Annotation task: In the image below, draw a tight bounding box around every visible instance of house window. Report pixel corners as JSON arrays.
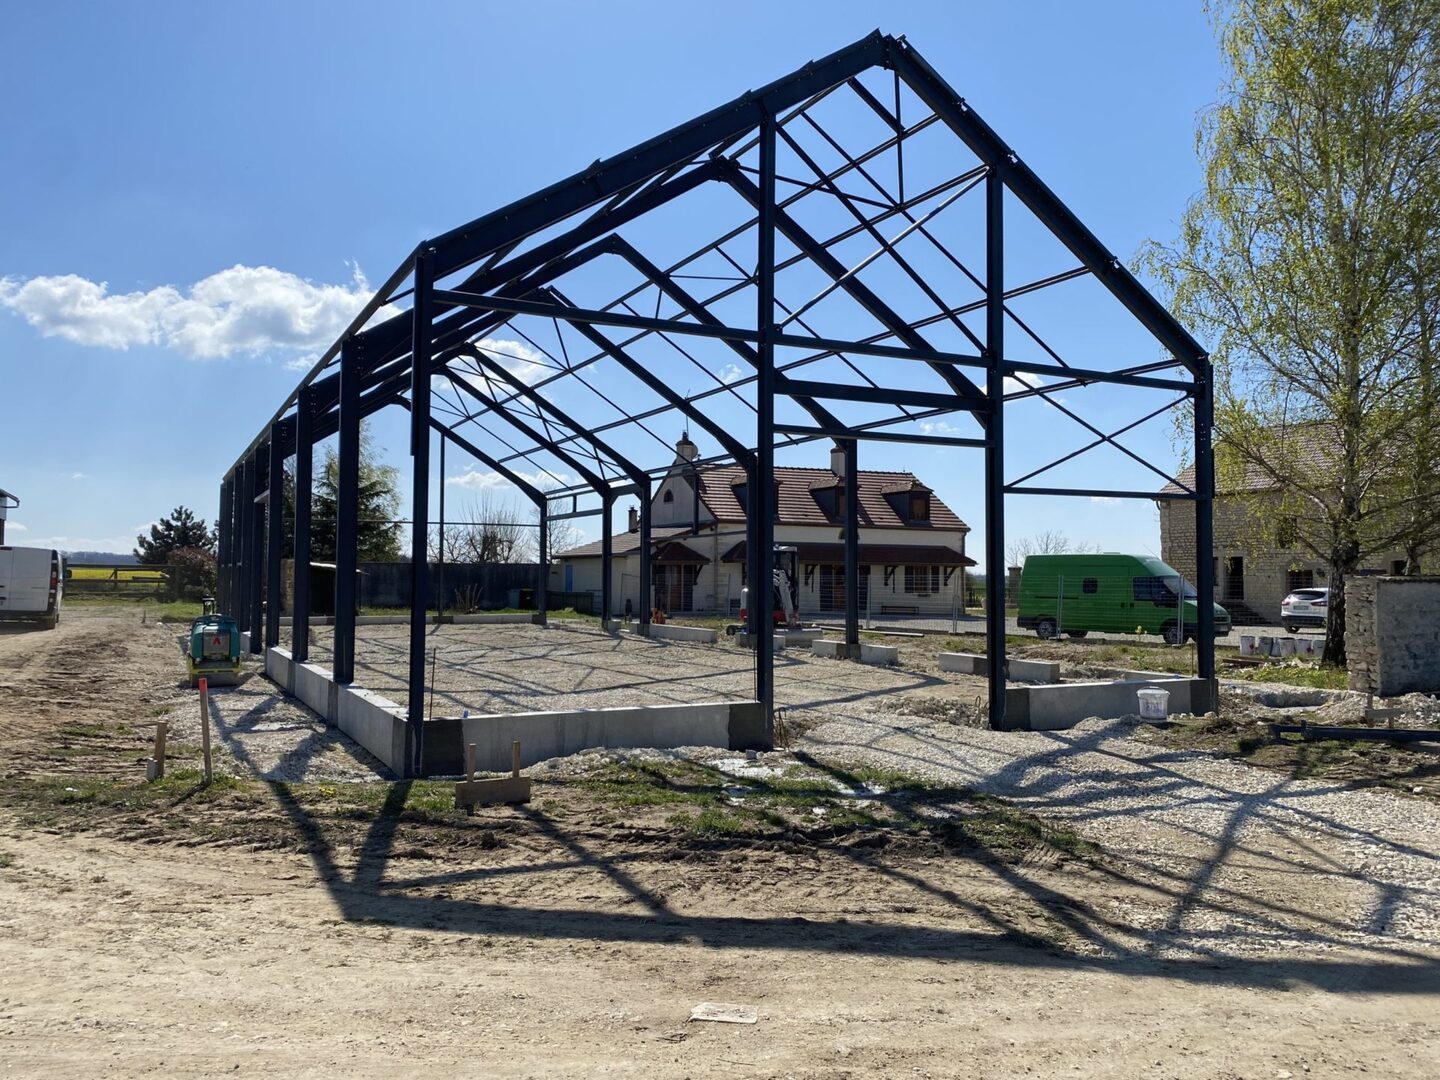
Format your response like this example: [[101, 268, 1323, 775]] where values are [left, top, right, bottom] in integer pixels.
[[1277, 516, 1298, 547], [909, 492, 930, 521], [1082, 577, 1098, 594], [662, 489, 674, 504], [1392, 560, 1408, 575], [1286, 569, 1315, 592], [903, 565, 941, 594], [835, 489, 846, 519]]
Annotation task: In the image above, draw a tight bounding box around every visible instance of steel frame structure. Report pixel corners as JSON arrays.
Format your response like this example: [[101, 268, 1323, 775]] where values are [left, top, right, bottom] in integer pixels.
[[217, 32, 1213, 776]]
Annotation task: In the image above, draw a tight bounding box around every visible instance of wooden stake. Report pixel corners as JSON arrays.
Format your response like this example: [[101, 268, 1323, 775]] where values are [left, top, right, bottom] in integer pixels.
[[198, 676, 213, 783], [511, 739, 521, 778], [466, 742, 477, 783], [147, 720, 168, 781]]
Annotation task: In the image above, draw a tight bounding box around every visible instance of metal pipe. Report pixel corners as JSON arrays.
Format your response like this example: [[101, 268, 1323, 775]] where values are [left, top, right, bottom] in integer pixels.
[[844, 439, 859, 650]]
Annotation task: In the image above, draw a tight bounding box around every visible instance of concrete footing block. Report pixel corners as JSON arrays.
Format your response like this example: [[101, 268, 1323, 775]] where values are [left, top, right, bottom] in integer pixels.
[[645, 623, 719, 644], [860, 643, 898, 665], [811, 639, 862, 659], [938, 652, 1059, 683]]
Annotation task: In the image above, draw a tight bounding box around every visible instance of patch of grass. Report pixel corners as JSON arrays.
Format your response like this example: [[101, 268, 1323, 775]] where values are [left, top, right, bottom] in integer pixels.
[[1226, 663, 1349, 690], [941, 792, 1099, 860], [64, 596, 205, 623]]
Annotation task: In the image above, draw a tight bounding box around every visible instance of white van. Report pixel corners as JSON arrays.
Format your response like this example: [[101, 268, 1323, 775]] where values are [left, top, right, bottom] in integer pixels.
[[0, 546, 64, 628]]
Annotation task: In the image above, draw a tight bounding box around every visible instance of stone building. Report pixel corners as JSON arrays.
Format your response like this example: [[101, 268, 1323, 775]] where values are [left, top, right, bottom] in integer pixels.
[[554, 435, 973, 618], [1159, 463, 1411, 626]]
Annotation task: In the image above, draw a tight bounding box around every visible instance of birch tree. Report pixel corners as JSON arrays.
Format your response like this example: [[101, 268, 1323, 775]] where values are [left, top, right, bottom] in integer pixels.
[[1143, 0, 1440, 664]]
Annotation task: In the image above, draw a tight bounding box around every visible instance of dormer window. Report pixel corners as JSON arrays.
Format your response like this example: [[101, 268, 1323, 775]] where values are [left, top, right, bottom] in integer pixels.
[[909, 492, 929, 521]]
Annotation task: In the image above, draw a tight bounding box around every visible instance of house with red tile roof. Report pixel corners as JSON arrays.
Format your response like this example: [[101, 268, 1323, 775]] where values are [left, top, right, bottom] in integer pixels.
[[554, 435, 973, 617]]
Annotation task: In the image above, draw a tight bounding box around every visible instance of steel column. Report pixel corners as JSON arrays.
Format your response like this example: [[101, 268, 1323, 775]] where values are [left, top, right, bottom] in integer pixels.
[[247, 450, 264, 655], [600, 496, 613, 627], [217, 477, 231, 612], [265, 423, 284, 650], [638, 481, 652, 632], [437, 434, 446, 617], [537, 501, 549, 626], [1194, 360, 1216, 684], [236, 459, 252, 633], [407, 251, 434, 773], [333, 337, 362, 684], [292, 387, 314, 662], [984, 172, 1007, 730], [844, 439, 859, 650], [754, 111, 777, 738]]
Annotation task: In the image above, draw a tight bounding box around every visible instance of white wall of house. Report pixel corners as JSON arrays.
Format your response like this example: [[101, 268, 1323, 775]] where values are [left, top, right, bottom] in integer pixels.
[[555, 521, 968, 617]]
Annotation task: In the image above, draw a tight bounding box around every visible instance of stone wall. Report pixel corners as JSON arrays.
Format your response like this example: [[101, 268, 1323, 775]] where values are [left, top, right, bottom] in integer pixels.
[[1346, 576, 1440, 696], [1160, 495, 1407, 622]]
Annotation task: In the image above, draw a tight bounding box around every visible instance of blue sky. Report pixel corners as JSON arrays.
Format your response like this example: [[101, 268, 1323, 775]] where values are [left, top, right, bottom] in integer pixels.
[[0, 1, 1219, 567]]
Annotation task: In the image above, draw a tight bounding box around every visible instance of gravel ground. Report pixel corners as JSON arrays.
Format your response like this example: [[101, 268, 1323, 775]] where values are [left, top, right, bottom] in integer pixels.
[[816, 611, 1307, 648], [802, 708, 1440, 961], [162, 670, 391, 783], [285, 621, 977, 722], [257, 621, 1440, 965]]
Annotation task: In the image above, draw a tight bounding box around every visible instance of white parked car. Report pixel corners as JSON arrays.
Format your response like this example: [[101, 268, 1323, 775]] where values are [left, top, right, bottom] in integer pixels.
[[1281, 587, 1327, 632]]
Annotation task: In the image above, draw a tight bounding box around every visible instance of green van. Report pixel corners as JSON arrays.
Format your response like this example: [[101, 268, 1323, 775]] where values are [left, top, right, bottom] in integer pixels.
[[1016, 553, 1230, 644]]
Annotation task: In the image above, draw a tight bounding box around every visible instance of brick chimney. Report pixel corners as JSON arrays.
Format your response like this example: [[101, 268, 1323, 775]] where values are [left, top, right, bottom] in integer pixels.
[[830, 445, 846, 478], [628, 505, 639, 533]]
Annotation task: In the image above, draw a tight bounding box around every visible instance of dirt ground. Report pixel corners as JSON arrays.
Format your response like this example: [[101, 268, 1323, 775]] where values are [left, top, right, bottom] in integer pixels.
[[3, 608, 1439, 1078]]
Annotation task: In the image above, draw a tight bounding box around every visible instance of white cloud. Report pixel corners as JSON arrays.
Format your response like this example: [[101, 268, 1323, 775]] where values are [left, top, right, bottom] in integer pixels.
[[469, 337, 552, 386], [1090, 496, 1121, 505], [6, 522, 26, 532], [0, 262, 392, 361], [70, 472, 87, 481], [718, 362, 745, 385], [283, 352, 320, 372], [445, 468, 577, 492], [919, 419, 963, 436], [1003, 371, 1045, 396]]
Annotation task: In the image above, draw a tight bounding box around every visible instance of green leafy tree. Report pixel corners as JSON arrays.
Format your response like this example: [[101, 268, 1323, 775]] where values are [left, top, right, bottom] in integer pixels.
[[1142, 0, 1440, 664], [310, 426, 403, 562], [134, 506, 216, 564]]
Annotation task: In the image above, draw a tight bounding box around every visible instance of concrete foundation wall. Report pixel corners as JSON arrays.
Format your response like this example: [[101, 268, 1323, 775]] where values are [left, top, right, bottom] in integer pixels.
[[1348, 576, 1440, 696], [265, 647, 409, 775], [1002, 675, 1210, 732], [421, 700, 766, 774]]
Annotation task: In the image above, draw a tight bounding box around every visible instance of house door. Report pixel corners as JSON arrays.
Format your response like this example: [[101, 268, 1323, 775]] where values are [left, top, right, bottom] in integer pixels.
[[564, 564, 573, 592], [652, 565, 698, 612], [819, 564, 868, 612], [1223, 556, 1245, 603]]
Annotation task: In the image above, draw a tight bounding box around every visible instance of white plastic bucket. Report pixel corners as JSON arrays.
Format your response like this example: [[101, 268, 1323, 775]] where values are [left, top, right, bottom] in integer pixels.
[[1296, 638, 1318, 658], [1137, 687, 1170, 720], [1277, 637, 1297, 657], [1239, 635, 1258, 656]]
